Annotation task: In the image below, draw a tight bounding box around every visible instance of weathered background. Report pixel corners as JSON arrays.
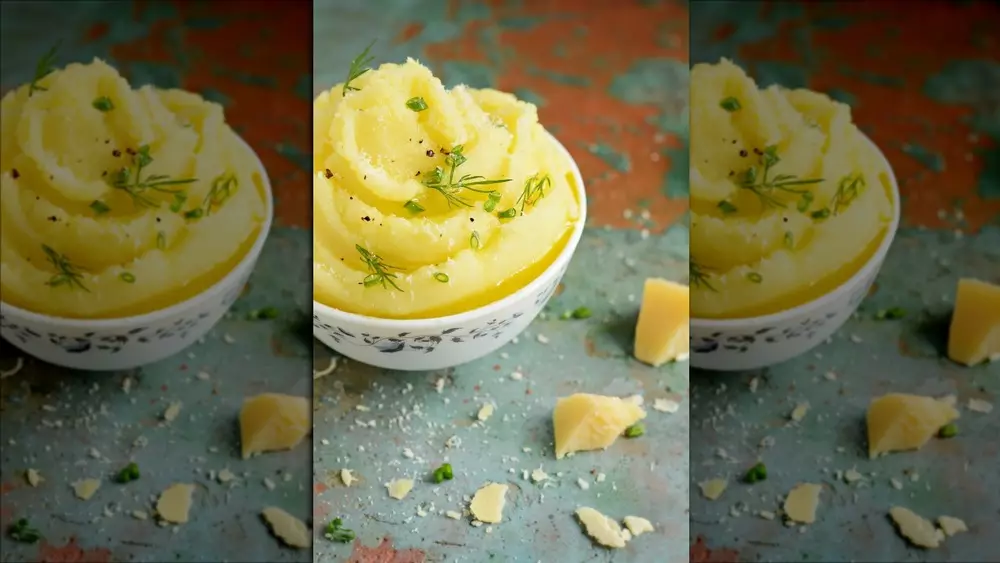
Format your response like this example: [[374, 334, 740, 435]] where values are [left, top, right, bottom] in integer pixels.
[[0, 2, 312, 562], [689, 2, 999, 562], [313, 0, 690, 562]]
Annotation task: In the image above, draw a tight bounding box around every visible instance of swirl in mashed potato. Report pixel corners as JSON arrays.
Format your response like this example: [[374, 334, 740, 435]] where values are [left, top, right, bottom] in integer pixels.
[[0, 59, 267, 319], [313, 58, 580, 319], [690, 59, 894, 319]]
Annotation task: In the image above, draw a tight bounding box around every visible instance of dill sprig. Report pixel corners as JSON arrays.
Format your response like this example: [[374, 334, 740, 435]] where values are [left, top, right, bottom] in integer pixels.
[[736, 145, 823, 209], [343, 40, 376, 96], [422, 145, 511, 208], [42, 244, 88, 292], [110, 145, 197, 209], [29, 41, 60, 96], [357, 244, 404, 291], [827, 174, 865, 217], [516, 174, 551, 215], [690, 260, 716, 292]]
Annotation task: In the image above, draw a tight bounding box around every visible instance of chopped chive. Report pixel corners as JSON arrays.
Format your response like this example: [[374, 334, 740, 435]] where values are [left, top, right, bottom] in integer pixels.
[[717, 200, 738, 214], [623, 423, 644, 438], [875, 307, 906, 320], [184, 208, 203, 220], [115, 462, 140, 483], [720, 97, 741, 112], [432, 463, 454, 483], [404, 200, 424, 213], [8, 518, 41, 543], [483, 191, 501, 213], [92, 96, 114, 112], [783, 231, 794, 249], [247, 306, 279, 320], [156, 231, 166, 250], [797, 191, 814, 212], [170, 193, 188, 213], [938, 423, 957, 438], [746, 272, 763, 284], [571, 306, 592, 319], [324, 518, 355, 543], [119, 272, 136, 283], [811, 208, 830, 220], [743, 462, 767, 483], [470, 231, 481, 250], [497, 208, 517, 219], [406, 96, 428, 112], [433, 272, 449, 283], [90, 200, 110, 214]]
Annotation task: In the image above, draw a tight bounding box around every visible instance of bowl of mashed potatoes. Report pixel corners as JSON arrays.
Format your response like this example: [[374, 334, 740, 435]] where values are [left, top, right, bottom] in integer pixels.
[[0, 58, 271, 371], [312, 57, 585, 371], [689, 59, 900, 371]]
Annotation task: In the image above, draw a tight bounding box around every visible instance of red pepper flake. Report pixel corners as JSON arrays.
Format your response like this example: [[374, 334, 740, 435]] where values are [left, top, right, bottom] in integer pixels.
[[324, 169, 333, 179], [11, 169, 19, 179], [425, 149, 435, 157]]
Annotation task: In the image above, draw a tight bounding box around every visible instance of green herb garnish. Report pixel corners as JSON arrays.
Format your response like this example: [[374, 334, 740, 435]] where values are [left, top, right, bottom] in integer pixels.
[[156, 231, 167, 250], [202, 173, 237, 216], [343, 40, 376, 96], [783, 231, 794, 249], [170, 193, 187, 213], [743, 462, 767, 483], [115, 462, 140, 483], [690, 261, 716, 292], [571, 306, 592, 319], [432, 463, 454, 483], [357, 244, 403, 291], [184, 208, 204, 220], [92, 96, 114, 112], [90, 200, 110, 215], [938, 423, 958, 438], [470, 230, 481, 250], [720, 97, 741, 112], [324, 518, 355, 543], [736, 146, 823, 209], [497, 207, 516, 219], [815, 174, 865, 218], [433, 272, 449, 283], [406, 96, 428, 112], [811, 208, 830, 220], [8, 518, 41, 544], [875, 307, 906, 320], [247, 306, 279, 320], [717, 200, 738, 214], [28, 42, 60, 96], [404, 200, 425, 214], [483, 191, 501, 212], [110, 145, 197, 209], [746, 272, 763, 284], [119, 272, 136, 284], [42, 244, 88, 291], [516, 174, 551, 215], [422, 145, 511, 207], [624, 423, 644, 438]]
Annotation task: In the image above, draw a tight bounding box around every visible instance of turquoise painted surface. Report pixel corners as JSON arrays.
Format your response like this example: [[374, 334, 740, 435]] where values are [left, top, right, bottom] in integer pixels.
[[689, 228, 1000, 562], [0, 229, 313, 562], [314, 228, 690, 563]]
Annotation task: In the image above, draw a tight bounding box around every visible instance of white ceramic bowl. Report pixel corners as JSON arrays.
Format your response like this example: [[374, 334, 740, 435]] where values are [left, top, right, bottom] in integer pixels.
[[313, 134, 587, 371], [689, 134, 901, 371], [0, 136, 274, 371]]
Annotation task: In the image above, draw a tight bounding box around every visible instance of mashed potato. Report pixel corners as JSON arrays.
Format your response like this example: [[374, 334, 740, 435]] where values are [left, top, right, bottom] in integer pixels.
[[313, 58, 580, 319], [690, 59, 894, 319], [0, 59, 267, 319]]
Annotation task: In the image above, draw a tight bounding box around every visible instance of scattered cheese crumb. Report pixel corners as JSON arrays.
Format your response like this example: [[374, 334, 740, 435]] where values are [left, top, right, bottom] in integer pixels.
[[386, 478, 414, 500], [340, 469, 356, 487], [131, 510, 149, 520], [790, 403, 809, 422], [531, 467, 549, 483], [577, 478, 590, 490], [576, 507, 629, 548], [217, 469, 236, 483], [623, 516, 654, 536], [156, 483, 194, 524], [261, 506, 311, 549], [967, 398, 993, 414], [163, 402, 183, 422], [937, 515, 968, 537], [25, 469, 43, 487], [699, 478, 727, 501], [470, 483, 508, 523], [784, 483, 822, 524], [445, 510, 462, 520], [477, 403, 495, 422], [889, 506, 941, 548], [653, 398, 679, 413], [71, 478, 101, 500]]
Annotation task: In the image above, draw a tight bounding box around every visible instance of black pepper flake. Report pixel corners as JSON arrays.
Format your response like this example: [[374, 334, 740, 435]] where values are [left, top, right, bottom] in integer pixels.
[[11, 169, 19, 179], [728, 170, 734, 176], [102, 170, 108, 177], [415, 171, 421, 176], [426, 149, 435, 157], [47, 216, 58, 222], [324, 169, 333, 179], [739, 149, 748, 157], [156, 217, 162, 223], [782, 216, 789, 223], [418, 139, 424, 144], [362, 216, 371, 222], [753, 148, 763, 155], [469, 217, 475, 222], [105, 139, 110, 144], [732, 139, 737, 144], [364, 175, 367, 180], [125, 148, 136, 155], [112, 149, 122, 157], [440, 148, 450, 155]]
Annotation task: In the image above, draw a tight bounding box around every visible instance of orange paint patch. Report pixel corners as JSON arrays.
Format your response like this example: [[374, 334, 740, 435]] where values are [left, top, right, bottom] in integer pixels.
[[348, 537, 426, 563], [397, 23, 425, 43], [423, 0, 689, 231], [86, 22, 109, 41], [39, 538, 112, 563], [314, 482, 328, 494], [0, 481, 18, 495], [690, 536, 740, 563]]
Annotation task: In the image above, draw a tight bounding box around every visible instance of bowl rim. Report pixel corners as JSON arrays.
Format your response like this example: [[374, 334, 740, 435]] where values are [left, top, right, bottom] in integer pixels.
[[0, 133, 275, 329], [690, 132, 901, 329], [312, 131, 588, 329]]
